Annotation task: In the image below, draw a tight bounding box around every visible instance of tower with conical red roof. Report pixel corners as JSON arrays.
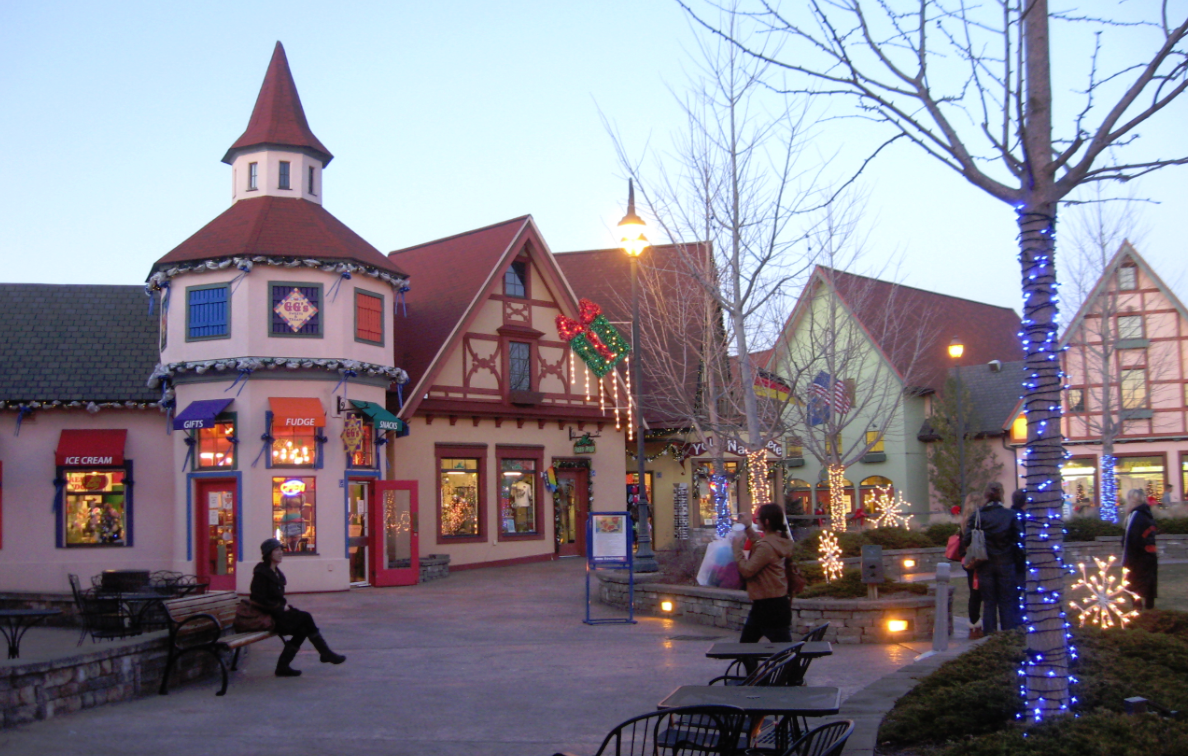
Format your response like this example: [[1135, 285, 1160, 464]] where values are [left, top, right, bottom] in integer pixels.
[[147, 43, 410, 594]]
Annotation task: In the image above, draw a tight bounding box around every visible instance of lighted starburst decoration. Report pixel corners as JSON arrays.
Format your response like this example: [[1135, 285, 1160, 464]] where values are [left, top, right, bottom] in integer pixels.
[[818, 531, 843, 583], [1067, 556, 1140, 628], [870, 487, 914, 529]]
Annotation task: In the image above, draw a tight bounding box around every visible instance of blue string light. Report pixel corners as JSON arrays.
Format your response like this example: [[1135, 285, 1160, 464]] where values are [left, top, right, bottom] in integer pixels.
[[712, 472, 731, 538], [1099, 454, 1118, 523]]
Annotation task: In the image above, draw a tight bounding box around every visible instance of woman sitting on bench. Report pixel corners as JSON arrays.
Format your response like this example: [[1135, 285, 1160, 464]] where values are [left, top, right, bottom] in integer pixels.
[[252, 538, 347, 677]]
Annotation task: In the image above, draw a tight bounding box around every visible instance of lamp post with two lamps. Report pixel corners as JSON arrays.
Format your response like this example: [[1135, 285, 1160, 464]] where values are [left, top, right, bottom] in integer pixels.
[[617, 180, 659, 573]]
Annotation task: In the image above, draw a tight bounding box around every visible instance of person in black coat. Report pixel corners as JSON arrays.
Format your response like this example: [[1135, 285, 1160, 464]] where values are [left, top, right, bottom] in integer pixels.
[[251, 538, 346, 677], [961, 482, 1023, 633], [1122, 489, 1158, 610]]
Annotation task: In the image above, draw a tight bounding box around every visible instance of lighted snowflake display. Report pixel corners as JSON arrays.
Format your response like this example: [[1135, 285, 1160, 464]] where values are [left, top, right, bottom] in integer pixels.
[[1067, 556, 1140, 628], [870, 487, 914, 529], [819, 531, 843, 583]]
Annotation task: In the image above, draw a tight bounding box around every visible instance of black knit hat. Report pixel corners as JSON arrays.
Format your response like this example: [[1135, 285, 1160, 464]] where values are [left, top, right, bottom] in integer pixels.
[[260, 538, 283, 560]]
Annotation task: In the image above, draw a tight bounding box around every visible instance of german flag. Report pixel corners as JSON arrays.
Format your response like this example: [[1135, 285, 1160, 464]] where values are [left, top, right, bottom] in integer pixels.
[[753, 368, 792, 402]]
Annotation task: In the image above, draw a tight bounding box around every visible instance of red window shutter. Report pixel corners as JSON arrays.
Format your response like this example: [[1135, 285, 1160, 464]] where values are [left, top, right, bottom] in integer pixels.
[[356, 292, 383, 342]]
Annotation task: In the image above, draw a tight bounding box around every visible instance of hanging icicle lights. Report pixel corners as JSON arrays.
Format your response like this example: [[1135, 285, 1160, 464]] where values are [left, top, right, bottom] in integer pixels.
[[1099, 455, 1118, 523], [746, 451, 771, 506], [818, 531, 843, 582], [1015, 206, 1075, 722], [827, 464, 847, 532], [1068, 556, 1140, 629], [624, 357, 633, 442]]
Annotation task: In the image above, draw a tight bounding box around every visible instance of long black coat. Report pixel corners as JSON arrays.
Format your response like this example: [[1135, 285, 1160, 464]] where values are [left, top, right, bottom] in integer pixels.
[[962, 501, 1022, 561], [1123, 503, 1158, 600], [250, 562, 289, 618]]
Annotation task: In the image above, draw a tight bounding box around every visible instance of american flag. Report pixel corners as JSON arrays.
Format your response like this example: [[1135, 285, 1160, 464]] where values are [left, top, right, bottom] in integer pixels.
[[808, 371, 852, 415]]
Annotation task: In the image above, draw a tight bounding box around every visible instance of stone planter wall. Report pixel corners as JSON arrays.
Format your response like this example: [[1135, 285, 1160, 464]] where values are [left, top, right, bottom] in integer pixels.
[[0, 594, 81, 628], [1, 633, 222, 729], [420, 554, 450, 583], [596, 573, 948, 644]]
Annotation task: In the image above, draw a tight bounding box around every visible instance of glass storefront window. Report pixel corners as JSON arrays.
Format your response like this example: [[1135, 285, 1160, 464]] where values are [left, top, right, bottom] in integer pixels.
[[695, 460, 739, 527], [626, 472, 654, 506], [344, 414, 375, 469], [1062, 459, 1097, 515], [272, 427, 316, 467], [197, 419, 235, 469], [272, 477, 316, 553], [64, 471, 127, 546], [783, 477, 811, 518], [441, 458, 480, 537], [500, 459, 537, 535], [860, 476, 894, 510], [1115, 456, 1165, 505]]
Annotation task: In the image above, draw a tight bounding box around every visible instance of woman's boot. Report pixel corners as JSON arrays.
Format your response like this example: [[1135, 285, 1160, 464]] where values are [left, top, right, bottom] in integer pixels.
[[309, 632, 346, 664], [275, 642, 302, 677]]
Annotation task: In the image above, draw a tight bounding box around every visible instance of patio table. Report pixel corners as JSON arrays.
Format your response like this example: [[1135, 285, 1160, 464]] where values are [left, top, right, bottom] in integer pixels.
[[658, 685, 841, 752], [705, 640, 832, 660], [0, 609, 62, 659]]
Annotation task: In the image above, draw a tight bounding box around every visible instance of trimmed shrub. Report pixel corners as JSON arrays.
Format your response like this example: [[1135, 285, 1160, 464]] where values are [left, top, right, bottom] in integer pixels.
[[924, 521, 961, 546], [864, 526, 934, 551], [797, 568, 927, 598], [1064, 516, 1124, 542], [1153, 516, 1188, 534]]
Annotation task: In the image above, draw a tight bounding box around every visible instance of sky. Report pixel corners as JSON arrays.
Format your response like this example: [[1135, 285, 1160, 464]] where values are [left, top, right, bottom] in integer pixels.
[[2, 1, 1185, 323]]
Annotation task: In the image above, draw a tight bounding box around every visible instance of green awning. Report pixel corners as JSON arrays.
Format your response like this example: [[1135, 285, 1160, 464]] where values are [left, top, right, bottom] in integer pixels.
[[350, 400, 405, 433]]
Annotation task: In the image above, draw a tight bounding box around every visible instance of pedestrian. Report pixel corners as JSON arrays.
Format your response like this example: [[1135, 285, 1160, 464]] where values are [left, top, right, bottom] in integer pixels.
[[962, 482, 1023, 634], [732, 503, 797, 673], [1122, 488, 1158, 610], [959, 497, 983, 638], [251, 538, 347, 677]]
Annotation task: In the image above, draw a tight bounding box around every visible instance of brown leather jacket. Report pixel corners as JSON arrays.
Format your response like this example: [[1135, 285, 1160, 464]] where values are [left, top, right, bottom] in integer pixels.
[[732, 528, 796, 601]]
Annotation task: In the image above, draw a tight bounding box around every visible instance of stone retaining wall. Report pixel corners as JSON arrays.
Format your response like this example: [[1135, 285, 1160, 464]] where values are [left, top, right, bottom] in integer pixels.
[[596, 573, 948, 644], [1, 633, 221, 729], [420, 554, 450, 583]]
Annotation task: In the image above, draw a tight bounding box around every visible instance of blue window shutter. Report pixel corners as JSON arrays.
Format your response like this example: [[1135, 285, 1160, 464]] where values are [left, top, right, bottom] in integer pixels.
[[189, 286, 228, 339]]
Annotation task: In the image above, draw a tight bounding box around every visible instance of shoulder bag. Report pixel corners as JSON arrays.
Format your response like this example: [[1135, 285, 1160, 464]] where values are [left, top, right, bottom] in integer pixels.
[[963, 509, 989, 568], [234, 599, 275, 632]]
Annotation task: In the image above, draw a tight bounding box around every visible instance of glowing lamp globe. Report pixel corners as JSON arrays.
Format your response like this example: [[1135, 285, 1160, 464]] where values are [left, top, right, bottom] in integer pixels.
[[947, 337, 964, 360], [617, 179, 650, 258]]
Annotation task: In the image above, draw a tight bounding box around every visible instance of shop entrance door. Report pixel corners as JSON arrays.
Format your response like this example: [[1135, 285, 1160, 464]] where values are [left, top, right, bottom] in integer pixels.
[[347, 480, 371, 586], [195, 478, 236, 591], [554, 467, 588, 558], [370, 481, 419, 587]]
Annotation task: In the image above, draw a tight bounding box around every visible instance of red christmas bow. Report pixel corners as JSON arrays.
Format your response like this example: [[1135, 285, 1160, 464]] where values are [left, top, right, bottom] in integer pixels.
[[555, 299, 616, 361]]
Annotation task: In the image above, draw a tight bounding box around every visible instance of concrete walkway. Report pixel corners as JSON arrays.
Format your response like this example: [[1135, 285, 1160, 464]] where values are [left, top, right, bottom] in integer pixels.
[[1, 559, 972, 755]]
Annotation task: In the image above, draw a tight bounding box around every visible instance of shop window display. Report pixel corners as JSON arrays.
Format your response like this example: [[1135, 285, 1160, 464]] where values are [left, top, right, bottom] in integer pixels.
[[272, 426, 316, 467], [1115, 456, 1165, 504], [695, 461, 738, 527], [1062, 459, 1097, 515], [343, 414, 375, 469], [272, 477, 316, 553], [500, 459, 537, 535], [440, 458, 480, 537], [196, 419, 236, 469], [65, 471, 127, 546]]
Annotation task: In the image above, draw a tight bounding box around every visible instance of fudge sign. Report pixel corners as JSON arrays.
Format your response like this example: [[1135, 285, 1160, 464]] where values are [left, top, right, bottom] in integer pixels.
[[283, 417, 317, 427]]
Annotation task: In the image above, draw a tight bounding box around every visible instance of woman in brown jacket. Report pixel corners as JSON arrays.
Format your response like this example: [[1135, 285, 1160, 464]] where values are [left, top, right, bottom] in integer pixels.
[[732, 503, 798, 662]]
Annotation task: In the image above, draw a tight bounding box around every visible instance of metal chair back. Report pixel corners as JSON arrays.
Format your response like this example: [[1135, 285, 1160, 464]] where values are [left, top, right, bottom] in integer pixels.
[[744, 642, 806, 686], [565, 705, 749, 756], [781, 720, 854, 756], [801, 622, 830, 643]]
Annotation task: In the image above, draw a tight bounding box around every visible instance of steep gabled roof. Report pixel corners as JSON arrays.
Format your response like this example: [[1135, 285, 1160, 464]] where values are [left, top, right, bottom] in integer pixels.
[[152, 195, 405, 275], [918, 360, 1025, 440], [222, 42, 333, 166], [777, 266, 1023, 394], [390, 216, 582, 417], [556, 243, 713, 427], [0, 285, 160, 403], [1059, 241, 1188, 348]]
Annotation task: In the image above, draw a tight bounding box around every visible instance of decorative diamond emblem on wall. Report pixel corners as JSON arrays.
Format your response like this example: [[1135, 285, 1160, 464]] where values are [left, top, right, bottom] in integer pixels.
[[275, 288, 318, 332]]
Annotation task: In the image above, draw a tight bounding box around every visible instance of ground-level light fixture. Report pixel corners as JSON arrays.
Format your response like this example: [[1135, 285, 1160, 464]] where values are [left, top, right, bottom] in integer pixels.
[[660, 600, 674, 613], [902, 558, 917, 570], [887, 619, 910, 633]]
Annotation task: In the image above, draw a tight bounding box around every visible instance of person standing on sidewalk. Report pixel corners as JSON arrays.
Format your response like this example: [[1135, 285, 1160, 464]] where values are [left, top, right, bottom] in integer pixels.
[[961, 482, 1022, 634], [732, 504, 797, 673], [959, 497, 983, 638], [1122, 488, 1158, 610]]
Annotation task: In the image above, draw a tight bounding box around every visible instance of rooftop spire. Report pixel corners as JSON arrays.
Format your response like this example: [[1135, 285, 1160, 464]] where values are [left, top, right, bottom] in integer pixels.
[[222, 42, 333, 166]]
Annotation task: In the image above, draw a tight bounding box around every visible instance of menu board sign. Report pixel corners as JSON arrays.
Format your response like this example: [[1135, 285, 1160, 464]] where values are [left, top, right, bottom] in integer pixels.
[[589, 512, 632, 567]]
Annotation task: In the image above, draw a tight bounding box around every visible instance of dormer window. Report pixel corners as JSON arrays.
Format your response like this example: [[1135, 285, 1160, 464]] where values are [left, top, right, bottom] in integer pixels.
[[279, 161, 291, 190], [248, 162, 258, 191], [307, 166, 316, 195], [504, 261, 527, 298]]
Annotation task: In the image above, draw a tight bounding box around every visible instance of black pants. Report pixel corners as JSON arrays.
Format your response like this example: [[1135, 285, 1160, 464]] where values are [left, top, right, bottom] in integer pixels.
[[275, 608, 318, 647], [740, 597, 792, 674], [976, 557, 1019, 633], [965, 567, 982, 625]]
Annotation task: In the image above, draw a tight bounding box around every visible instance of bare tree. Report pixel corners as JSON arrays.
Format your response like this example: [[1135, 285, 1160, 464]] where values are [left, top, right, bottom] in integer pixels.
[[678, 0, 1188, 718], [927, 375, 1006, 516]]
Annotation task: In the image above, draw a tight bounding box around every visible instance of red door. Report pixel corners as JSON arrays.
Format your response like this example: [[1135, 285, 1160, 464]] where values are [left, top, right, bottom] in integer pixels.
[[370, 480, 419, 587], [554, 467, 589, 558], [195, 479, 237, 591]]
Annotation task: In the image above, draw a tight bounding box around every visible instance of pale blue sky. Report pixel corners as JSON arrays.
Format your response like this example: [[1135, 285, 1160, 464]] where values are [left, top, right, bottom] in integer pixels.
[[2, 1, 1184, 318]]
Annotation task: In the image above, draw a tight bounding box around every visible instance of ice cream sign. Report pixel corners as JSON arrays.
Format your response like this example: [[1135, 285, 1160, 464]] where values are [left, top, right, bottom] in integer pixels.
[[274, 288, 318, 332]]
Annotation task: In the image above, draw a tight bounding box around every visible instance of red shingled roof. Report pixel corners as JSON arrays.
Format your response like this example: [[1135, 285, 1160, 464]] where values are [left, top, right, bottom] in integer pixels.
[[153, 195, 404, 275], [788, 267, 1022, 393], [389, 217, 533, 400], [556, 243, 713, 427], [222, 42, 333, 166]]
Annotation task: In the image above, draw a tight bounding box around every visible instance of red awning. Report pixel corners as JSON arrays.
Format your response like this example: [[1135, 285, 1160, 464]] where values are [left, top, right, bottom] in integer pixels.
[[268, 397, 326, 429], [56, 429, 128, 467]]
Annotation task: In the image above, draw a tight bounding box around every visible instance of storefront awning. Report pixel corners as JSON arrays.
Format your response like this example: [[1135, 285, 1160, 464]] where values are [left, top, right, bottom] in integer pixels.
[[349, 400, 405, 433], [269, 397, 326, 429], [56, 429, 128, 467], [173, 398, 234, 431]]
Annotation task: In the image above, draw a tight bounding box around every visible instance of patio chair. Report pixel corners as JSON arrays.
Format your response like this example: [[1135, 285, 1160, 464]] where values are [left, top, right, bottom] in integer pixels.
[[801, 622, 830, 643], [68, 574, 130, 646], [763, 719, 854, 756], [709, 643, 805, 686], [552, 705, 749, 756]]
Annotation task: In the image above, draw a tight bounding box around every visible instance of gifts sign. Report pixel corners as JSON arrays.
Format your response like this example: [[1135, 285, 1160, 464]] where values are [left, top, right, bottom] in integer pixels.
[[555, 299, 630, 378]]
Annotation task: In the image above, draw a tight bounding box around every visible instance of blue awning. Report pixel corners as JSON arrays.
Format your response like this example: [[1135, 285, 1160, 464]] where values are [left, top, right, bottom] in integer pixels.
[[173, 398, 234, 431]]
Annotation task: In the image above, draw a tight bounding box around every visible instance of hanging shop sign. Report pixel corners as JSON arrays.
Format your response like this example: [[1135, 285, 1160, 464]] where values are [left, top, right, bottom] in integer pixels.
[[274, 288, 319, 332], [682, 436, 784, 459], [341, 414, 366, 455], [573, 434, 596, 455], [555, 299, 631, 377]]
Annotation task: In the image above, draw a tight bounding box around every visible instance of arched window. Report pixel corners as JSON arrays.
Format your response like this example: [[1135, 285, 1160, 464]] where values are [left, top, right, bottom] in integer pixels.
[[815, 476, 855, 513], [860, 476, 894, 509], [783, 478, 812, 518]]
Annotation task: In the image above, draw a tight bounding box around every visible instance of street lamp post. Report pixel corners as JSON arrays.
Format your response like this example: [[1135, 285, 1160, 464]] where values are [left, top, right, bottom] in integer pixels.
[[618, 179, 659, 573], [948, 336, 966, 513]]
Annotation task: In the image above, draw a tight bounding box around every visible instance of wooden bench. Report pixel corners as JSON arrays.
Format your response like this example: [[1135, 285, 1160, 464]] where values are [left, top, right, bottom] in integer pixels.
[[158, 591, 287, 696]]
